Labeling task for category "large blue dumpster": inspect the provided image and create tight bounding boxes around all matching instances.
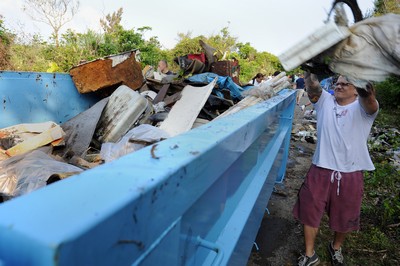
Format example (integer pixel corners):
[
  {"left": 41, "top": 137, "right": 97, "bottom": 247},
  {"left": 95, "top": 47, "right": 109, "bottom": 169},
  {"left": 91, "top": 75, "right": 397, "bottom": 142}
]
[{"left": 0, "top": 71, "right": 296, "bottom": 266}]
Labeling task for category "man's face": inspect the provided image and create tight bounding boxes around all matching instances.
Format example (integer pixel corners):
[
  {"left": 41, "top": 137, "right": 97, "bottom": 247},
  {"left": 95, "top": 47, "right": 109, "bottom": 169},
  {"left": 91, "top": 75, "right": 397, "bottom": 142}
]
[
  {"left": 158, "top": 61, "right": 166, "bottom": 72},
  {"left": 334, "top": 76, "right": 357, "bottom": 103}
]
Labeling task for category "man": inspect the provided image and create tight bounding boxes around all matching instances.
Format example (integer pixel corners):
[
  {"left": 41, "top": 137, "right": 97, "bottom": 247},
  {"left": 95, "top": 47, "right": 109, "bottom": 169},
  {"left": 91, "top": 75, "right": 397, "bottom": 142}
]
[
  {"left": 293, "top": 72, "right": 379, "bottom": 266},
  {"left": 295, "top": 73, "right": 306, "bottom": 105},
  {"left": 157, "top": 60, "right": 173, "bottom": 75}
]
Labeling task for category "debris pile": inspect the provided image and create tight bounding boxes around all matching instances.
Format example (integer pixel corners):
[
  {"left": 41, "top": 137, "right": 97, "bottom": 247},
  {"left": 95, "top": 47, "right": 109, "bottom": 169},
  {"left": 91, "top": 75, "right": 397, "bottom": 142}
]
[
  {"left": 369, "top": 126, "right": 400, "bottom": 170},
  {"left": 0, "top": 47, "right": 292, "bottom": 201}
]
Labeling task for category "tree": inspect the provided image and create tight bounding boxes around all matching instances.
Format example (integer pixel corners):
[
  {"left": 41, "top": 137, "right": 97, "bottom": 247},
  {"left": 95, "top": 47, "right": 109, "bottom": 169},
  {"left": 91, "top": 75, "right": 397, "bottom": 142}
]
[
  {"left": 23, "top": 0, "right": 80, "bottom": 47},
  {"left": 100, "top": 7, "right": 123, "bottom": 34},
  {"left": 171, "top": 32, "right": 204, "bottom": 57},
  {"left": 0, "top": 15, "right": 14, "bottom": 69},
  {"left": 207, "top": 26, "right": 238, "bottom": 58}
]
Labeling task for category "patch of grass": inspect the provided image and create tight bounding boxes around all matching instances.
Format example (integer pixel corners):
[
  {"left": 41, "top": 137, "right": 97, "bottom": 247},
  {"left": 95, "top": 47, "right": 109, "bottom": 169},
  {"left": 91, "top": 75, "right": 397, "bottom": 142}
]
[{"left": 375, "top": 108, "right": 400, "bottom": 129}]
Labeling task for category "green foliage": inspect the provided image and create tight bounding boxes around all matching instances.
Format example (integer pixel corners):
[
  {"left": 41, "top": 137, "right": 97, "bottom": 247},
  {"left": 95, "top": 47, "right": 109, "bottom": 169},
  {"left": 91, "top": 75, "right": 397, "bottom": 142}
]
[
  {"left": 169, "top": 27, "right": 284, "bottom": 82},
  {"left": 374, "top": 0, "right": 400, "bottom": 16},
  {"left": 10, "top": 36, "right": 50, "bottom": 72},
  {"left": 374, "top": 109, "right": 400, "bottom": 129},
  {"left": 233, "top": 43, "right": 282, "bottom": 82},
  {"left": 363, "top": 162, "right": 400, "bottom": 225},
  {"left": 375, "top": 75, "right": 400, "bottom": 109},
  {"left": 171, "top": 32, "right": 204, "bottom": 57},
  {"left": 207, "top": 26, "right": 237, "bottom": 58},
  {"left": 0, "top": 15, "right": 14, "bottom": 69}
]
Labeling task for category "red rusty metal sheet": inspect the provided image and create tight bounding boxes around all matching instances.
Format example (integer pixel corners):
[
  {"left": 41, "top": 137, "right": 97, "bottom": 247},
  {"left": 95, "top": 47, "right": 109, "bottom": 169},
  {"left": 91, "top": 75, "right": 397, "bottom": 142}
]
[{"left": 69, "top": 50, "right": 144, "bottom": 94}]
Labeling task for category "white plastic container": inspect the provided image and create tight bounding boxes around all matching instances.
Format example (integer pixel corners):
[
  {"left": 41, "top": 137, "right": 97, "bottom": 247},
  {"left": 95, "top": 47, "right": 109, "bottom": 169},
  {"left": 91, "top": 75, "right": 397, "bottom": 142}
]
[
  {"left": 278, "top": 21, "right": 351, "bottom": 71},
  {"left": 95, "top": 85, "right": 149, "bottom": 143}
]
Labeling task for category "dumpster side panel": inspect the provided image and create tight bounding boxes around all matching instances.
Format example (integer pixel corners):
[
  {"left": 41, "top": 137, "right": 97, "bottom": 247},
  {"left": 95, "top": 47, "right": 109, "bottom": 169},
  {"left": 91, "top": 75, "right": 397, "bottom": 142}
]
[
  {"left": 0, "top": 83, "right": 296, "bottom": 266},
  {"left": 0, "top": 71, "right": 101, "bottom": 128}
]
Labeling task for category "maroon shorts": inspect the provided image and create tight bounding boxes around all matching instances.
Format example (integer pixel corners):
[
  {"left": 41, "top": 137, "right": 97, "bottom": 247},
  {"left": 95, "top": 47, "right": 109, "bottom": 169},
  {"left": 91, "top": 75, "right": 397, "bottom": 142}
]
[{"left": 292, "top": 164, "right": 364, "bottom": 233}]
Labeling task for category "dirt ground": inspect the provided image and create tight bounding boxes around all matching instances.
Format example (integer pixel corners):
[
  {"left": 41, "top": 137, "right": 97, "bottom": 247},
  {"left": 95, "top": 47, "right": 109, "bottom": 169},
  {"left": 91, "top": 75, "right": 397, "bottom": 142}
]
[{"left": 247, "top": 94, "right": 317, "bottom": 266}]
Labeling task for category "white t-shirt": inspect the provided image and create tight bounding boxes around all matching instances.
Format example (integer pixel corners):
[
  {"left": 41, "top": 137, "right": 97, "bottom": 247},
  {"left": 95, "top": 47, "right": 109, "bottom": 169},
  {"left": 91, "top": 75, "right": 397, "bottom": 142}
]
[
  {"left": 249, "top": 79, "right": 263, "bottom": 86},
  {"left": 312, "top": 90, "right": 378, "bottom": 172}
]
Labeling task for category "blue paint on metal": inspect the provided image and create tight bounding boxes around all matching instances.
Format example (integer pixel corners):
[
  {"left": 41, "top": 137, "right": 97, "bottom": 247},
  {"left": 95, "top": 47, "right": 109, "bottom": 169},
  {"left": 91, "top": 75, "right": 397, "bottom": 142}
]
[
  {"left": 0, "top": 71, "right": 101, "bottom": 128},
  {"left": 0, "top": 72, "right": 296, "bottom": 265}
]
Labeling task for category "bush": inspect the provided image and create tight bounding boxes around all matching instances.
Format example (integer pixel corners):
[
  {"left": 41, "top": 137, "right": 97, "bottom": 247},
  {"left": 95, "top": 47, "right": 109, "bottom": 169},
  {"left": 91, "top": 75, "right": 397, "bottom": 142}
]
[{"left": 375, "top": 76, "right": 400, "bottom": 109}]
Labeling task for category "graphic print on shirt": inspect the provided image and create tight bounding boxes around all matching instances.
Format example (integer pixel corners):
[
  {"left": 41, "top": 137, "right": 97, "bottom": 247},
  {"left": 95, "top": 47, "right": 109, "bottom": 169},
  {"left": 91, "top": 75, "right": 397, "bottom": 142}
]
[{"left": 334, "top": 107, "right": 348, "bottom": 118}]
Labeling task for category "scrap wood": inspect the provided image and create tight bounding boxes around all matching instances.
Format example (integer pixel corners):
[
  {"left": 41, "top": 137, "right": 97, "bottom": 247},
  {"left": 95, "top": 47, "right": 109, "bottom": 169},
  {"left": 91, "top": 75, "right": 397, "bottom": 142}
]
[
  {"left": 164, "top": 92, "right": 182, "bottom": 106},
  {"left": 0, "top": 121, "right": 58, "bottom": 135},
  {"left": 153, "top": 84, "right": 170, "bottom": 104},
  {"left": 0, "top": 148, "right": 8, "bottom": 161},
  {"left": 0, "top": 121, "right": 60, "bottom": 144},
  {"left": 216, "top": 73, "right": 291, "bottom": 119},
  {"left": 5, "top": 125, "right": 65, "bottom": 157}
]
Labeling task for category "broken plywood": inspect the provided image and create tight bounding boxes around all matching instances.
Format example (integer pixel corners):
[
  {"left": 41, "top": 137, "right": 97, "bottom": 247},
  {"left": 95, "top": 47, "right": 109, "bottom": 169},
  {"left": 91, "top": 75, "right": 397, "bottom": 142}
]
[
  {"left": 159, "top": 78, "right": 217, "bottom": 137},
  {"left": 0, "top": 121, "right": 61, "bottom": 151},
  {"left": 5, "top": 125, "right": 65, "bottom": 157},
  {"left": 70, "top": 50, "right": 144, "bottom": 94}
]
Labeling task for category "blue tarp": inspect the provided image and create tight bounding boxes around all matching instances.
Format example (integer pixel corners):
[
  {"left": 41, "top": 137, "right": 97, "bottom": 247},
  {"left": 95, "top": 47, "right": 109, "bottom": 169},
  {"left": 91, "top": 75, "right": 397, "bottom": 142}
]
[
  {"left": 188, "top": 73, "right": 253, "bottom": 101},
  {"left": 320, "top": 77, "right": 334, "bottom": 95}
]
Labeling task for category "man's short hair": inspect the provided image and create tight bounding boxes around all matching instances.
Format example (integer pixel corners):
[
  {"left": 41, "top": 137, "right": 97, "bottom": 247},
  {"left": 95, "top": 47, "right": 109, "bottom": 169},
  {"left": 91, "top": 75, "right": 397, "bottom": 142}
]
[{"left": 160, "top": 60, "right": 168, "bottom": 67}]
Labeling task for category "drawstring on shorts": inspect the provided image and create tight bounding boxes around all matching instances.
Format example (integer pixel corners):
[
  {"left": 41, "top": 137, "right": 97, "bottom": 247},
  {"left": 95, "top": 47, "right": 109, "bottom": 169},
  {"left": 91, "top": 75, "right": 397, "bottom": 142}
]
[{"left": 331, "top": 171, "right": 342, "bottom": 196}]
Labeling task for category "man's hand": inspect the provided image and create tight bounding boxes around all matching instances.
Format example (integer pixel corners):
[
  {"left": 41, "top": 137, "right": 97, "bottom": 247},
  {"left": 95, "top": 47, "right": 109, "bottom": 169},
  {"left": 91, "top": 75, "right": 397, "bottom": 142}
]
[
  {"left": 356, "top": 82, "right": 379, "bottom": 115},
  {"left": 356, "top": 82, "right": 375, "bottom": 98},
  {"left": 304, "top": 71, "right": 322, "bottom": 103}
]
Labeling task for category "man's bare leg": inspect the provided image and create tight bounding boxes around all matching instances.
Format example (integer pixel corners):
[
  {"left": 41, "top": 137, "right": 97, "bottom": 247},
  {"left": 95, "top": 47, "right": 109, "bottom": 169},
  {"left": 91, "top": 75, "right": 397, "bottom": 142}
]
[{"left": 304, "top": 224, "right": 319, "bottom": 256}]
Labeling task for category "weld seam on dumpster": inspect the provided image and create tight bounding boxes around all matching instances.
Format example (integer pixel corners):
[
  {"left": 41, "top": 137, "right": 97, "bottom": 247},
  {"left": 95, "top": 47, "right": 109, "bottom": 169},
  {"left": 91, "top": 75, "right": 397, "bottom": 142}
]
[{"left": 132, "top": 217, "right": 181, "bottom": 266}]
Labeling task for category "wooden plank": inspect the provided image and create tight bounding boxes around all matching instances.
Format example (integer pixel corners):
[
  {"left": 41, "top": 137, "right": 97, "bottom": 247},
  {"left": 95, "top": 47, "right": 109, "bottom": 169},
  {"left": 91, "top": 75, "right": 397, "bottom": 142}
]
[
  {"left": 0, "top": 121, "right": 58, "bottom": 134},
  {"left": 163, "top": 92, "right": 182, "bottom": 106},
  {"left": 6, "top": 125, "right": 65, "bottom": 157},
  {"left": 153, "top": 84, "right": 170, "bottom": 104},
  {"left": 159, "top": 78, "right": 217, "bottom": 137}
]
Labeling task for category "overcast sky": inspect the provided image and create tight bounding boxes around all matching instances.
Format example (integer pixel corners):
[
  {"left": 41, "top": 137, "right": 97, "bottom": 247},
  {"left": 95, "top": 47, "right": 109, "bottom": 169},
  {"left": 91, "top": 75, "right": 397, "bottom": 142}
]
[{"left": 0, "top": 0, "right": 375, "bottom": 56}]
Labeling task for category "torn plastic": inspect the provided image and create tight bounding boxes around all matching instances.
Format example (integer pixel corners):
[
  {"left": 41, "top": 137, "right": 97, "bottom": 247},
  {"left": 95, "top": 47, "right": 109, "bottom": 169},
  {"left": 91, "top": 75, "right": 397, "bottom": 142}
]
[
  {"left": 100, "top": 124, "right": 170, "bottom": 163},
  {"left": 0, "top": 150, "right": 83, "bottom": 199}
]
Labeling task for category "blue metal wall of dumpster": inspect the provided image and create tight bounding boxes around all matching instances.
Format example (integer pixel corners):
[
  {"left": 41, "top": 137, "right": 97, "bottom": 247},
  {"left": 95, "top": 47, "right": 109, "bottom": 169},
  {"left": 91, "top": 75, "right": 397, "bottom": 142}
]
[{"left": 0, "top": 71, "right": 296, "bottom": 266}]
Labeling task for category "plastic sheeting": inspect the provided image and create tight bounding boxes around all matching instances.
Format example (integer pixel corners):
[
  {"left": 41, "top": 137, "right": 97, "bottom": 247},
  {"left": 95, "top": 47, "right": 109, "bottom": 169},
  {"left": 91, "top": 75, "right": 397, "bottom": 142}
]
[
  {"left": 0, "top": 150, "right": 82, "bottom": 199},
  {"left": 327, "top": 14, "right": 400, "bottom": 88},
  {"left": 100, "top": 124, "right": 170, "bottom": 163}
]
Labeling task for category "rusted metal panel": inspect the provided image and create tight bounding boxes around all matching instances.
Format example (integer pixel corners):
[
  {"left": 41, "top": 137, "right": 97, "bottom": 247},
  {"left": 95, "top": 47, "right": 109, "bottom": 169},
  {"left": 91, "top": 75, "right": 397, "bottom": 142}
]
[
  {"left": 210, "top": 59, "right": 241, "bottom": 85},
  {"left": 69, "top": 50, "right": 144, "bottom": 94}
]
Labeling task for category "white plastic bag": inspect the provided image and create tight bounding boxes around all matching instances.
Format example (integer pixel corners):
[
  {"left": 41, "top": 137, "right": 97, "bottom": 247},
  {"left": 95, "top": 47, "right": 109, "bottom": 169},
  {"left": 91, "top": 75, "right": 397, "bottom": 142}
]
[{"left": 100, "top": 124, "right": 170, "bottom": 163}]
